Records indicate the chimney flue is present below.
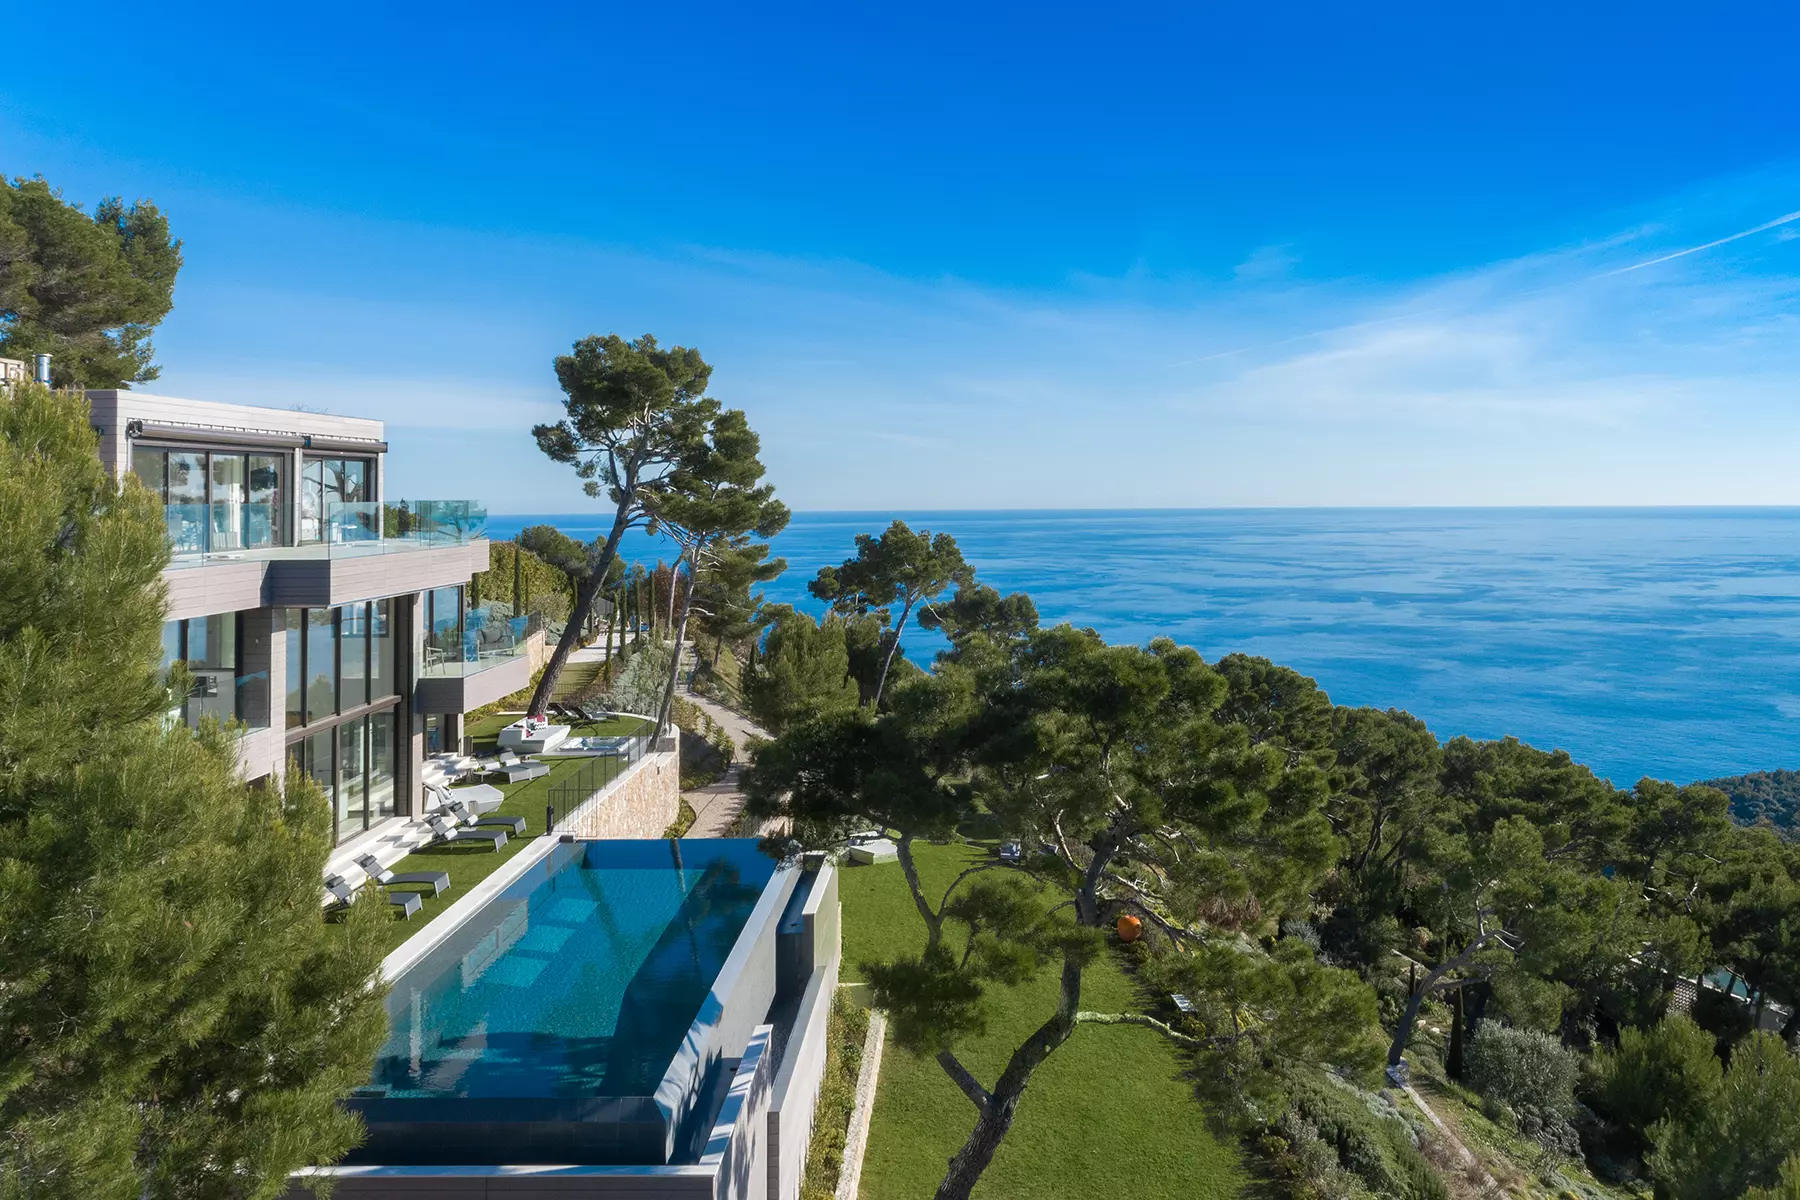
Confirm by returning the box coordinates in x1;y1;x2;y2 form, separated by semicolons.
32;353;51;385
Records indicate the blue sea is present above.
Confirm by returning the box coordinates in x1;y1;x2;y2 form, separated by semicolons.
487;509;1800;787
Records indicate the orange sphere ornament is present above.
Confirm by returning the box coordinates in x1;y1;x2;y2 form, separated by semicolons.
1116;914;1143;943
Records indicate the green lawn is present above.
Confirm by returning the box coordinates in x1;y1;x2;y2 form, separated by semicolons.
841;841;1251;1200
345;713;651;956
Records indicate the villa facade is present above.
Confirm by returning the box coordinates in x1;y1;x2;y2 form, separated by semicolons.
85;388;533;848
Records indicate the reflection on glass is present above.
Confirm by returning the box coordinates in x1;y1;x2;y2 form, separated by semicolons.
247;454;283;548
338;718;367;841
133;447;166;494
236;670;270;731
306;608;336;723
427;586;464;666
340;602;369;710
306;728;335;818
186;613;236;670
370;598;394;698
300;457;324;543
166;452;207;554
208;454;246;551
368;712;395;822
342;459;366;504
285;609;303;729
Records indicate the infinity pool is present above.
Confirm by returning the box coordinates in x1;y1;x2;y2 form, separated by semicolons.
359;839;776;1104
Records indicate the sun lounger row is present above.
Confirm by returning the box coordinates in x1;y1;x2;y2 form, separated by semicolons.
324;783;527;918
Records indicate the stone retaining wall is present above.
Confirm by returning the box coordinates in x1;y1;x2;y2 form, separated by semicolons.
567;738;681;839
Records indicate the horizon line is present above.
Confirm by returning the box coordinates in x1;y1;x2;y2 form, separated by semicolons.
485;503;1800;517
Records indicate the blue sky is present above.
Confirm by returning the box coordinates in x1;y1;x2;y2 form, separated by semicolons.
6;0;1800;510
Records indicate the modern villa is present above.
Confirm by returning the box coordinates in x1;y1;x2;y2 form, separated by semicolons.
59;377;844;1200
83;386;538;848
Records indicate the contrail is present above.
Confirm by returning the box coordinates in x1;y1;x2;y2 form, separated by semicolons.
1158;205;1800;371
1602;209;1800;276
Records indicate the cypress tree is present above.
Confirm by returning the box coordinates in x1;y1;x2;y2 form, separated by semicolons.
0;383;389;1198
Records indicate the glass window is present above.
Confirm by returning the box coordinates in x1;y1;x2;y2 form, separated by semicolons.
185;613;236;670
132;448;167;497
166;451;208;554
424;712;444;756
337;718;367;841
306;608;336;723
305;727;335;822
341;459;367;504
368;711;396;822
161;619;182;671
208;453;246;551
340;602;369;710
285;609;303;730
300;457;324;543
246;454;283;548
370;598;395;698
427;586;465;666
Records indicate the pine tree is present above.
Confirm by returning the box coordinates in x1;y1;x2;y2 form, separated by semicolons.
0;383;389;1199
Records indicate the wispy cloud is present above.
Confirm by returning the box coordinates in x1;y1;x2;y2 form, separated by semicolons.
146;175;1800;509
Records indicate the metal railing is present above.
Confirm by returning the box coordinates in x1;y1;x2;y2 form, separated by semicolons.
547;733;653;823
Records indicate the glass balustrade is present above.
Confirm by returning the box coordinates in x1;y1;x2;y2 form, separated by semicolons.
160;500;486;564
163;502;281;561
420;609;540;677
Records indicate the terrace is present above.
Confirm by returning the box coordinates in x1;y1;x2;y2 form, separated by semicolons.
331;711;655;956
161;499;487;568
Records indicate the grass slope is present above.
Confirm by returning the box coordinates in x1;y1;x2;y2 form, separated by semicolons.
553;658;604;701
840;841;1250;1200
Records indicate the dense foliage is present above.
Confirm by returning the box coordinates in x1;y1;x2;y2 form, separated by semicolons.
744;517;1800;1200
741;606;861;733
0;385;388;1198
0;177;182;387
1705;768;1800;838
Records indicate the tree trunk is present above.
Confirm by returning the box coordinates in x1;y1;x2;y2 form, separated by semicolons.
655;547;702;736
893;833;943;950
526;512;632;716
1388;985;1431;1069
604;593;615;665
933;956;1083;1200
1447;986;1466;1079
871;596;916;710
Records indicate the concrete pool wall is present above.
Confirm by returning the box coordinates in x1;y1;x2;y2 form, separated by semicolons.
290;857;844;1199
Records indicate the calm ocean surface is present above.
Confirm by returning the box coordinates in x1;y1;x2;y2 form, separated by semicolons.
487;509;1800;787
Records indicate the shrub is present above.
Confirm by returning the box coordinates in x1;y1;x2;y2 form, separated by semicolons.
1649;1032;1800;1200
1746;1154;1800;1200
1464;1022;1580;1157
1282;1075;1449;1200
799;993;870;1200
604;641;671;717
1592;1012;1721;1145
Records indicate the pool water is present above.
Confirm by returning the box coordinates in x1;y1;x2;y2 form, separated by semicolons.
360;839;776;1100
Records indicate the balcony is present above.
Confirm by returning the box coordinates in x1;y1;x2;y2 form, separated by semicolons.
158;501;489;619
414;611;544;713
163;500;487;567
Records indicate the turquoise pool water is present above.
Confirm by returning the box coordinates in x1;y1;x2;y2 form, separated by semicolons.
361;839;776;1100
